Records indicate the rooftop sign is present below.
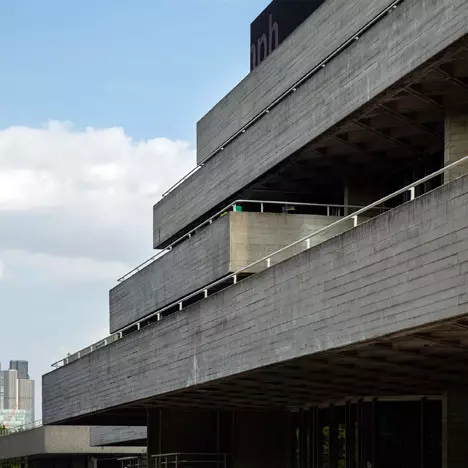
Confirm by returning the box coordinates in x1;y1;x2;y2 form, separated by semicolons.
250;0;326;71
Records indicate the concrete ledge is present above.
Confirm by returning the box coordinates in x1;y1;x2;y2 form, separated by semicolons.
112;212;349;332
110;213;231;333
196;0;395;163
0;426;145;460
154;0;468;248
90;426;147;447
44;175;468;424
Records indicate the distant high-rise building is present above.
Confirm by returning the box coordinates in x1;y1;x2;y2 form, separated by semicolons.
0;361;35;429
9;360;29;379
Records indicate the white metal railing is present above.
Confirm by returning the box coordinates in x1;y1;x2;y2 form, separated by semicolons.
151;453;229;468
118;200;376;283
118;457;143;468
161;0;402;199
51;155;468;369
0;419;42;437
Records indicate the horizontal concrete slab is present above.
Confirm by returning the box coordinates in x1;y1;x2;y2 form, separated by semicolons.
154;0;468;248
44;175;468;424
196;0;395;164
90;426;147;447
0;426;145;460
230;212;358;272
111;212;351;332
110;213;231;333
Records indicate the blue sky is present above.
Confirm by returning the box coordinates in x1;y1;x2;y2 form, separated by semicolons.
0;0;268;142
0;0;270;418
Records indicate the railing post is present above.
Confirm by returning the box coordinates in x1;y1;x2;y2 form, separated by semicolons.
179;302;183;311
233;275;237;285
204;289;208;298
266;258;271;268
353;215;358;227
306;238;311;249
260;202;264;213
409;186;416;200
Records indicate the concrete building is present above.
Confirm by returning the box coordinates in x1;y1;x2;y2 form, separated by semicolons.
10;360;30;380
0;361;35;428
0;425;145;468
42;0;468;467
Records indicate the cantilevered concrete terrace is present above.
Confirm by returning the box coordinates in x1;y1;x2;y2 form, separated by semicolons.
153;0;468;249
44;172;468;425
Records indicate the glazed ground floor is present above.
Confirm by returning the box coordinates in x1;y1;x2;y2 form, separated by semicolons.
145;393;467;468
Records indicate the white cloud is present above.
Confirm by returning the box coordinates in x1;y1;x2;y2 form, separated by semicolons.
0;121;195;282
1;249;130;283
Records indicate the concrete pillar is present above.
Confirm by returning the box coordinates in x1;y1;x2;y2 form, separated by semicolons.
444;108;468;182
443;392;468;468
344;179;382;215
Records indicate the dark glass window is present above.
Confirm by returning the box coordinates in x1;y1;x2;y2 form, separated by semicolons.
318;407;330;468
376;401;421;468
423;400;442;468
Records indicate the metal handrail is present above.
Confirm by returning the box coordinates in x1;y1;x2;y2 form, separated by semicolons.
118;200;376;282
151;453;229;468
161;0;402;198
0;419;42;437
51;155;468;369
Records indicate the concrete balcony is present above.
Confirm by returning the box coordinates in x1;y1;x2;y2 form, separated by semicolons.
90;427;147;447
153;0;468;249
0;426;144;462
196;0;394;164
111;209;355;332
43;174;468;425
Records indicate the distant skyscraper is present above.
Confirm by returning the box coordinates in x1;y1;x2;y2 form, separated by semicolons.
0;361;35;429
9;360;29;379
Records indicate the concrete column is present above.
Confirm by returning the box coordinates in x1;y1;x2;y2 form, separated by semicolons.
444;108;468;182
443;392;468;468
344;179;382;215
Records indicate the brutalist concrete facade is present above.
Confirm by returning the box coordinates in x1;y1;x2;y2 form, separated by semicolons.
154;0;468;248
42;0;468;466
0;426;145;467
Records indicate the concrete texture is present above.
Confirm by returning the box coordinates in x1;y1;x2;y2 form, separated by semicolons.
111;212;351;332
445;108;468;182
90;426;147;447
44;174;468;424
229;212;358;272
196;0;396;163
0;426;145;460
154;0;468;249
110;214;231;333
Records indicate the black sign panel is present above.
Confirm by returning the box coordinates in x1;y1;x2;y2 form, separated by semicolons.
250;0;326;71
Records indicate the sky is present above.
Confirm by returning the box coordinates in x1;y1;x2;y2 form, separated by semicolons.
0;0;271;419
